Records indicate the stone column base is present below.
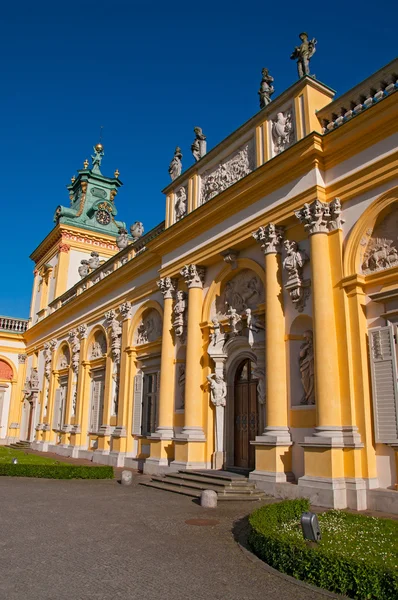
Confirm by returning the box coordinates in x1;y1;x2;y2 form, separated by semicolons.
302;426;363;448
176;427;206;441
170;439;208;471
251;436;293;483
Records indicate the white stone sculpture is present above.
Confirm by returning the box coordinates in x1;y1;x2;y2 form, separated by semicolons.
244;308;265;346
116;227;129;250
130;222;144;240
90;332;107;359
299;330;315;405
329;198;345;231
43;339;57;380
191;127;207;161
180;264;206;288
207;372;227;407
105;310;122;363
59;346;70;369
78;324;88;339
173;290;187;338
175;187;187;221
200;143;254;204
78;260;90;279
271;110;294;155
252;223;284;254
210;317;222;346
68;329;81;374
88;251;101;270
169;146;182;181
23;367;40;400
227;305;242;334
363;240;398;273
283;240;310;312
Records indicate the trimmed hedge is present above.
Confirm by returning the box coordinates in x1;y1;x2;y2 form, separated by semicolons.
0;464;114;479
248;499;398;600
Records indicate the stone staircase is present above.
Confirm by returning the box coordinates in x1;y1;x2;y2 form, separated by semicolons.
142;470;266;501
7;441;31;450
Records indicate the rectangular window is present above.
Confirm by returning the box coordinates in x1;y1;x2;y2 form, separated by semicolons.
90;370;105;433
142;372;159;436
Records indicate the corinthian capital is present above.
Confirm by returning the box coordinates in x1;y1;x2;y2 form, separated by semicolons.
119;301;133;320
180;264;206;289
295;198;344;234
157;277;178;299
252;223;284;254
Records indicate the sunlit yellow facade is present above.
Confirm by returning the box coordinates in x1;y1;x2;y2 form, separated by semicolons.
1;59;398;512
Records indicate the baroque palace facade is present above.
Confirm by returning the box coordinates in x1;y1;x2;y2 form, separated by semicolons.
1;54;398;513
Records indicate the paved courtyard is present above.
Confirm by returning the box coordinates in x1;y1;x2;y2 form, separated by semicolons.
0;475;331;600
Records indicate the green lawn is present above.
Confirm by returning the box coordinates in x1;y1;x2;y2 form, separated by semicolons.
0;447;67;465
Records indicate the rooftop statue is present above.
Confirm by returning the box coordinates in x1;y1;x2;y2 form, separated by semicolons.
130;221;144;240
91;143;104;174
116;227;129;251
168;147;183;181
258;68;274;108
290;32;317;78
191;127;207;162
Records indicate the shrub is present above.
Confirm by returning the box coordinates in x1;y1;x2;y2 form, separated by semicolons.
0;464;114;479
248;499;398;600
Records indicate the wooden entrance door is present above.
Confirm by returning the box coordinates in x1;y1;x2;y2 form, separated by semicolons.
234;359;258;469
26;401;34;441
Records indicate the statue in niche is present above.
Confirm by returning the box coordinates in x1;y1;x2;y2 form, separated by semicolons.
72;389;77;415
210;317;222;346
178;364;185;409
175;187;187;221
227;305;242;334
191;127;207;161
88;251;100;270
207;373;227;407
136;321;147;345
168;146;183;181
78;260;90;279
130;221;144;240
173;291;187;338
299;330;315;405
112;371;119;415
116;227;129;250
272;111;293;154
283;240;307;280
290;32;317;78
258;68;274;108
90;332;107;359
252;366;266;405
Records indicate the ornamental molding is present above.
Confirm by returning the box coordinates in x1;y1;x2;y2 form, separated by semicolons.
252;223;284;254
157;277;178;300
200;141;254;205
58;243;71;253
180;264;206;289
295;198;345;234
282;240;310;312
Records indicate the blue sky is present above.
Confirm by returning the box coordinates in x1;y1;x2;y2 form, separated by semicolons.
0;0;396;318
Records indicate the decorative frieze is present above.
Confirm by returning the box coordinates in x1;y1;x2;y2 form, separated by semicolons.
252;223;284;254
295;198;345;234
200;142;254;205
180;264;206;289
282;240;310;312
157;277;177;300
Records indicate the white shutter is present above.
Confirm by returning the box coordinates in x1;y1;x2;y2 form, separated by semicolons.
52;389;61;430
90;372;104;432
132;370;144;435
368;326;398;443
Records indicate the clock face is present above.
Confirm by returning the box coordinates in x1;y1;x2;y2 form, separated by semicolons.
96;209;111;225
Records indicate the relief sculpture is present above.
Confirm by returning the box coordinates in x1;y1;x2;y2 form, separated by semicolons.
215;269;264;317
361;208;398;274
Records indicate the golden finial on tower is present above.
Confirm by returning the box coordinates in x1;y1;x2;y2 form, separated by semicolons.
71;175;76;183
83;158;89;169
114;168;120;178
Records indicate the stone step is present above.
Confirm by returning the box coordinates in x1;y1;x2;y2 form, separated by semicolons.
179;469;248;482
174;472;251;487
7;442;31;450
141;481;201;498
153;475;256;494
